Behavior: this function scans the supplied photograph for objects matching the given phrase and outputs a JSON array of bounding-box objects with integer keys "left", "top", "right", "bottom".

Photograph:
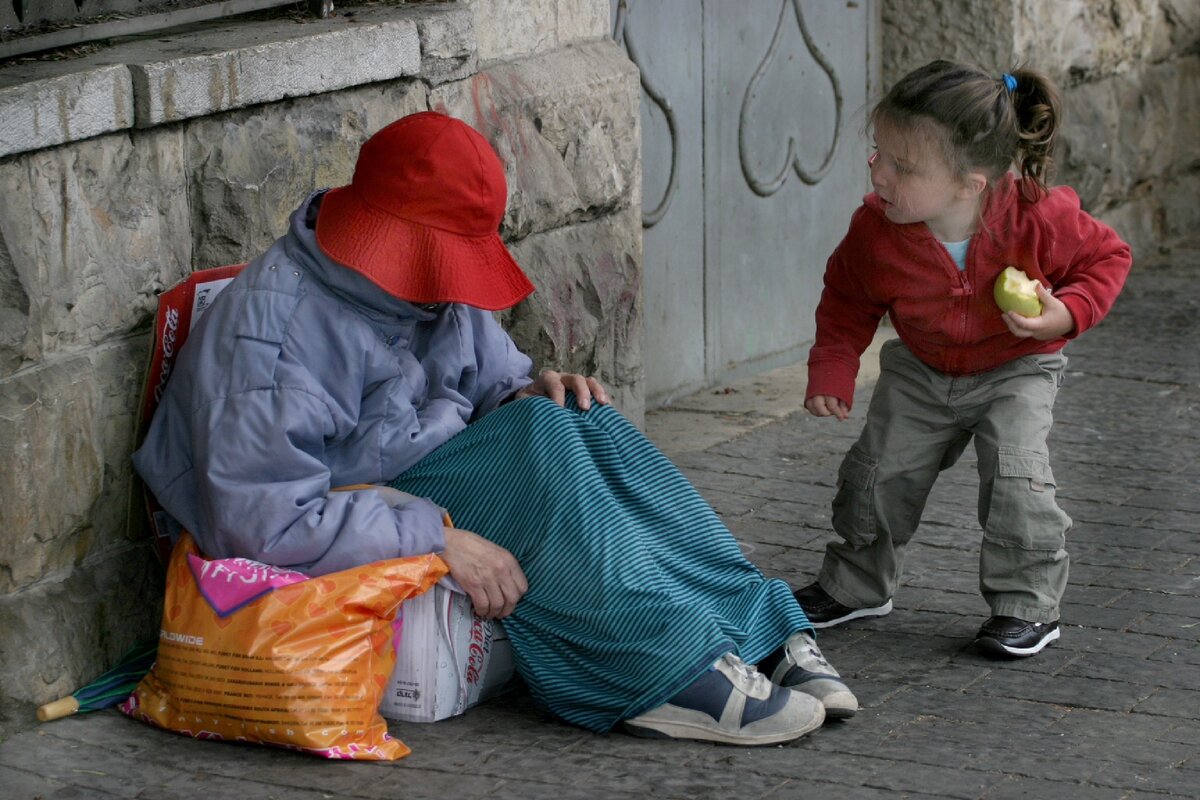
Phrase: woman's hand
[
  {"left": 515, "top": 370, "right": 610, "bottom": 410},
  {"left": 439, "top": 527, "right": 528, "bottom": 619},
  {"left": 1002, "top": 283, "right": 1076, "bottom": 341},
  {"left": 805, "top": 394, "right": 850, "bottom": 422}
]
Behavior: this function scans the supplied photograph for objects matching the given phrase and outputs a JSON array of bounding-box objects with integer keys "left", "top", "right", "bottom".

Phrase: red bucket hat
[{"left": 315, "top": 111, "right": 535, "bottom": 311}]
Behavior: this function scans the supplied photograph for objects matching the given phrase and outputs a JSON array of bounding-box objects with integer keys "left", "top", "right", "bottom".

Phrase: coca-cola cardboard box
[{"left": 380, "top": 583, "right": 515, "bottom": 723}]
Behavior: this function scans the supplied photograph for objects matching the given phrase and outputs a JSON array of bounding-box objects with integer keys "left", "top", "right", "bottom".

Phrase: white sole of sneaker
[
  {"left": 820, "top": 690, "right": 858, "bottom": 720},
  {"left": 623, "top": 709, "right": 825, "bottom": 746},
  {"left": 810, "top": 599, "right": 893, "bottom": 629},
  {"left": 976, "top": 626, "right": 1060, "bottom": 657}
]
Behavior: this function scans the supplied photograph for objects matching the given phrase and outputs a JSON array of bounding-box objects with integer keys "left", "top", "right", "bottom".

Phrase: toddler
[{"left": 796, "top": 60, "right": 1132, "bottom": 657}]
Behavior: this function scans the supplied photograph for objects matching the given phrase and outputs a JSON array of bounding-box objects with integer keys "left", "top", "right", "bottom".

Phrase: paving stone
[
  {"left": 1085, "top": 760, "right": 1200, "bottom": 797},
  {"left": 1163, "top": 723, "right": 1200, "bottom": 745},
  {"left": 1130, "top": 611, "right": 1200, "bottom": 641},
  {"left": 963, "top": 669, "right": 1152, "bottom": 713},
  {"left": 880, "top": 685, "right": 1067, "bottom": 729},
  {"left": 1107, "top": 590, "right": 1200, "bottom": 619},
  {"left": 1087, "top": 566, "right": 1200, "bottom": 595},
  {"left": 1049, "top": 706, "right": 1200, "bottom": 745},
  {"left": 723, "top": 515, "right": 832, "bottom": 549},
  {"left": 1069, "top": 542, "right": 1190, "bottom": 572},
  {"left": 1142, "top": 507, "right": 1200, "bottom": 534},
  {"left": 1052, "top": 626, "right": 1176, "bottom": 659},
  {"left": 1131, "top": 686, "right": 1200, "bottom": 719},
  {"left": 735, "top": 497, "right": 834, "bottom": 530},
  {"left": 770, "top": 781, "right": 956, "bottom": 800},
  {"left": 1063, "top": 583, "right": 1132, "bottom": 607},
  {"left": 1146, "top": 641, "right": 1200, "bottom": 666},
  {"left": 980, "top": 776, "right": 1128, "bottom": 800},
  {"left": 1066, "top": 521, "right": 1174, "bottom": 548},
  {"left": 1156, "top": 532, "right": 1200, "bottom": 555},
  {"left": 1058, "top": 601, "right": 1152, "bottom": 631},
  {"left": 867, "top": 761, "right": 1000, "bottom": 800}
]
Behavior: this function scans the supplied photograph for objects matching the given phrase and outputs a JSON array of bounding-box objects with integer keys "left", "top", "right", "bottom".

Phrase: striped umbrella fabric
[{"left": 37, "top": 639, "right": 158, "bottom": 722}]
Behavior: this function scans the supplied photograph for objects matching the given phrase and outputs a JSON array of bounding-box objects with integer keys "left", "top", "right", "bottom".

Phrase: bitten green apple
[{"left": 993, "top": 266, "right": 1043, "bottom": 317}]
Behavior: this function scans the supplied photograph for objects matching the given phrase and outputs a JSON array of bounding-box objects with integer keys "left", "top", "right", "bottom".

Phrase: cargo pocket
[
  {"left": 831, "top": 445, "right": 878, "bottom": 548},
  {"left": 983, "top": 446, "right": 1068, "bottom": 551}
]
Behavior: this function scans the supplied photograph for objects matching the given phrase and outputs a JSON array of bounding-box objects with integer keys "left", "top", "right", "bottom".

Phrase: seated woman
[{"left": 133, "top": 111, "right": 856, "bottom": 746}]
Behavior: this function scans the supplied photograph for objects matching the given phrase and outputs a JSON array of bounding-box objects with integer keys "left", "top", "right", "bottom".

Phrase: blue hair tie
[{"left": 1002, "top": 73, "right": 1018, "bottom": 92}]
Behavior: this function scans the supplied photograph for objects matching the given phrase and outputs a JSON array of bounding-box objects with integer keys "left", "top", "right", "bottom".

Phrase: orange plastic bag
[{"left": 121, "top": 532, "right": 447, "bottom": 760}]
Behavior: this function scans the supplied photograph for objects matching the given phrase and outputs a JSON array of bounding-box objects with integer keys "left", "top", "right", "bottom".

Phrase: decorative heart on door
[{"left": 739, "top": 0, "right": 843, "bottom": 196}]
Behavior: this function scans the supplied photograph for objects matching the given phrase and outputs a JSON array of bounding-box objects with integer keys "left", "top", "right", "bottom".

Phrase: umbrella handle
[{"left": 37, "top": 696, "right": 80, "bottom": 722}]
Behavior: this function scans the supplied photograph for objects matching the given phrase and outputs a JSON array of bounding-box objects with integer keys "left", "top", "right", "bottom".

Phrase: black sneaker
[
  {"left": 974, "top": 616, "right": 1060, "bottom": 657},
  {"left": 793, "top": 582, "right": 892, "bottom": 629}
]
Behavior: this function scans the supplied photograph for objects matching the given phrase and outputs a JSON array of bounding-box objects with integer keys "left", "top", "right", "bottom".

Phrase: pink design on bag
[{"left": 187, "top": 552, "right": 309, "bottom": 616}]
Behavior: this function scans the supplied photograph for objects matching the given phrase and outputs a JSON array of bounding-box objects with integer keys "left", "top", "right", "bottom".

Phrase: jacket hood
[{"left": 282, "top": 192, "right": 441, "bottom": 325}]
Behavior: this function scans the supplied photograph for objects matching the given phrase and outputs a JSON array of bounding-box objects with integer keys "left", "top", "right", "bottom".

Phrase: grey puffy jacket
[{"left": 133, "top": 193, "right": 533, "bottom": 576}]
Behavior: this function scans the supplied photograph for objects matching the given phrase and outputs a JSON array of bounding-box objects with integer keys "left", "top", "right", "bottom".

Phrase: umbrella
[{"left": 36, "top": 638, "right": 157, "bottom": 722}]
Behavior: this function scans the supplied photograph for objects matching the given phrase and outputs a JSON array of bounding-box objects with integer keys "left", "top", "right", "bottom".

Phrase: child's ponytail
[{"left": 1006, "top": 67, "right": 1062, "bottom": 199}]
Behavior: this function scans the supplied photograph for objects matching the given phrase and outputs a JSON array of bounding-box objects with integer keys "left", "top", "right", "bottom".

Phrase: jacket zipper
[{"left": 932, "top": 236, "right": 973, "bottom": 374}]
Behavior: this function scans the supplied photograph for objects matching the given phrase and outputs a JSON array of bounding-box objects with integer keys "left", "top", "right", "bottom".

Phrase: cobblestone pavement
[{"left": 2, "top": 252, "right": 1197, "bottom": 799}]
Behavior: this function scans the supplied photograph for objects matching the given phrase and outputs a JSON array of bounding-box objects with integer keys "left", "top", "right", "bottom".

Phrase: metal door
[{"left": 614, "top": 0, "right": 879, "bottom": 406}]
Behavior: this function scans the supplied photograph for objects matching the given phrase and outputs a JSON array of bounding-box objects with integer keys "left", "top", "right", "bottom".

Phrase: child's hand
[
  {"left": 805, "top": 394, "right": 850, "bottom": 422},
  {"left": 1002, "top": 283, "right": 1076, "bottom": 341}
]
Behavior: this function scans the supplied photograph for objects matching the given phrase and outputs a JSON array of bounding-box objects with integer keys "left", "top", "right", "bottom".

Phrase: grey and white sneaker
[
  {"left": 623, "top": 653, "right": 825, "bottom": 746},
  {"left": 760, "top": 631, "right": 858, "bottom": 720}
]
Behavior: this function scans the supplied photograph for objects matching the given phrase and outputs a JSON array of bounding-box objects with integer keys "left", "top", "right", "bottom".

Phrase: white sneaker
[
  {"left": 763, "top": 632, "right": 859, "bottom": 719},
  {"left": 623, "top": 653, "right": 825, "bottom": 746}
]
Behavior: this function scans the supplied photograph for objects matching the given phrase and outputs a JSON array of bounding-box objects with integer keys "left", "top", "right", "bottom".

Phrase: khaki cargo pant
[{"left": 818, "top": 339, "right": 1071, "bottom": 623}]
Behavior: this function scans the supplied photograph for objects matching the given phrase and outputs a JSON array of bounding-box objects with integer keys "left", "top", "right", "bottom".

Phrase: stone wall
[
  {"left": 0, "top": 0, "right": 639, "bottom": 713},
  {"left": 881, "top": 0, "right": 1200, "bottom": 263}
]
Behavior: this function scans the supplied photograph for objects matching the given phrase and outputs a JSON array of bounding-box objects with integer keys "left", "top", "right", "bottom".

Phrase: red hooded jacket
[{"left": 806, "top": 174, "right": 1132, "bottom": 408}]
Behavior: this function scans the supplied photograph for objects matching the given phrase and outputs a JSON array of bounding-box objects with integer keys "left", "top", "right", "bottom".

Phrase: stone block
[
  {"left": 557, "top": 0, "right": 611, "bottom": 43},
  {"left": 885, "top": 0, "right": 1183, "bottom": 84},
  {"left": 504, "top": 208, "right": 644, "bottom": 423},
  {"left": 881, "top": 1, "right": 1014, "bottom": 83},
  {"left": 0, "top": 341, "right": 143, "bottom": 597},
  {"left": 1148, "top": 0, "right": 1200, "bottom": 61},
  {"left": 91, "top": 339, "right": 152, "bottom": 548},
  {"left": 0, "top": 216, "right": 32, "bottom": 377},
  {"left": 0, "top": 357, "right": 102, "bottom": 594},
  {"left": 125, "top": 17, "right": 421, "bottom": 127},
  {"left": 1013, "top": 0, "right": 1155, "bottom": 80},
  {"left": 1060, "top": 55, "right": 1200, "bottom": 252},
  {"left": 1098, "top": 174, "right": 1200, "bottom": 263},
  {"left": 389, "top": 3, "right": 479, "bottom": 86},
  {"left": 0, "top": 127, "right": 190, "bottom": 377},
  {"left": 0, "top": 543, "right": 161, "bottom": 705},
  {"left": 0, "top": 64, "right": 133, "bottom": 159},
  {"left": 184, "top": 80, "right": 427, "bottom": 268},
  {"left": 467, "top": 0, "right": 559, "bottom": 63},
  {"left": 431, "top": 40, "right": 640, "bottom": 240}
]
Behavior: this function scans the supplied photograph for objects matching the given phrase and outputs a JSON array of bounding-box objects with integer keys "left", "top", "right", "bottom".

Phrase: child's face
[{"left": 869, "top": 121, "right": 983, "bottom": 241}]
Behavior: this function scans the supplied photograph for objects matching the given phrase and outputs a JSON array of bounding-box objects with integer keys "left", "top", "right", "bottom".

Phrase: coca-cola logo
[
  {"left": 152, "top": 307, "right": 181, "bottom": 404},
  {"left": 465, "top": 619, "right": 493, "bottom": 685}
]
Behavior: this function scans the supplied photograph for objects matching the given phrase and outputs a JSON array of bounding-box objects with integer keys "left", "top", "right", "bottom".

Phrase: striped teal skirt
[{"left": 391, "top": 396, "right": 810, "bottom": 732}]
